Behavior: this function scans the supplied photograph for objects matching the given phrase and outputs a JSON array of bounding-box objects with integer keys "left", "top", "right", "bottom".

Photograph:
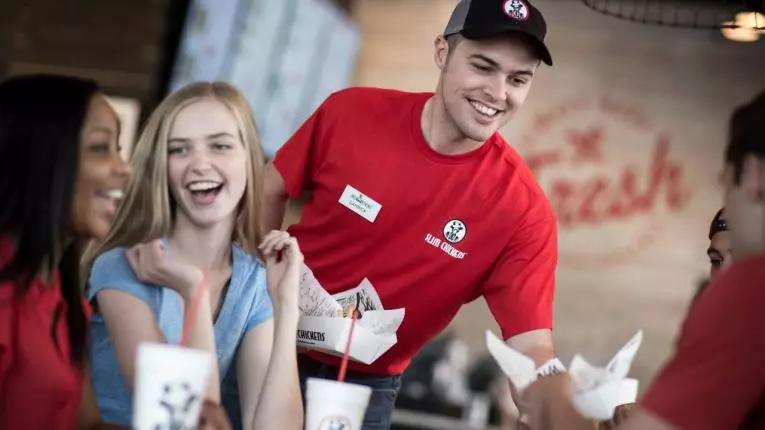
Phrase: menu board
[
  {"left": 169, "top": 0, "right": 244, "bottom": 92},
  {"left": 169, "top": 0, "right": 361, "bottom": 158}
]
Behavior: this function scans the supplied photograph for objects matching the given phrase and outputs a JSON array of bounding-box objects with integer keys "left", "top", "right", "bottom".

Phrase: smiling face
[
  {"left": 70, "top": 94, "right": 131, "bottom": 239},
  {"left": 166, "top": 98, "right": 247, "bottom": 228},
  {"left": 434, "top": 34, "right": 539, "bottom": 143}
]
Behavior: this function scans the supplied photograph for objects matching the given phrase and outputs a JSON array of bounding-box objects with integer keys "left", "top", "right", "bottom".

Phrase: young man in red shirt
[
  {"left": 527, "top": 91, "right": 765, "bottom": 430},
  {"left": 262, "top": 0, "right": 559, "bottom": 427}
]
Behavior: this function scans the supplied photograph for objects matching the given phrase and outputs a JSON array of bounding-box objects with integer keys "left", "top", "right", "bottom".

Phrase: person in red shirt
[
  {"left": 527, "top": 90, "right": 765, "bottom": 430},
  {"left": 706, "top": 208, "right": 731, "bottom": 279},
  {"left": 0, "top": 74, "right": 129, "bottom": 429},
  {"left": 262, "top": 1, "right": 559, "bottom": 427}
]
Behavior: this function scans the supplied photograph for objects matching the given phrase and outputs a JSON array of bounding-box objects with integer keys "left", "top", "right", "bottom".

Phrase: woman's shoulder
[
  {"left": 91, "top": 246, "right": 130, "bottom": 269},
  {"left": 232, "top": 244, "right": 265, "bottom": 275},
  {"left": 87, "top": 246, "right": 157, "bottom": 302}
]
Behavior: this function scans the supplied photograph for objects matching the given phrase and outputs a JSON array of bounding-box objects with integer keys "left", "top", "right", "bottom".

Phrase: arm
[
  {"left": 480, "top": 202, "right": 558, "bottom": 411},
  {"left": 261, "top": 162, "right": 290, "bottom": 234},
  {"left": 77, "top": 361, "right": 130, "bottom": 430},
  {"left": 482, "top": 209, "right": 557, "bottom": 355},
  {"left": 506, "top": 329, "right": 556, "bottom": 366},
  {"left": 237, "top": 309, "right": 303, "bottom": 430},
  {"left": 90, "top": 244, "right": 220, "bottom": 402},
  {"left": 263, "top": 94, "right": 336, "bottom": 235},
  {"left": 239, "top": 232, "right": 304, "bottom": 430},
  {"left": 97, "top": 287, "right": 220, "bottom": 402}
]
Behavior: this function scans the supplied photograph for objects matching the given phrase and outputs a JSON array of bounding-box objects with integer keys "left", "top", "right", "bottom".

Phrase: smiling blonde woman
[{"left": 84, "top": 82, "right": 303, "bottom": 430}]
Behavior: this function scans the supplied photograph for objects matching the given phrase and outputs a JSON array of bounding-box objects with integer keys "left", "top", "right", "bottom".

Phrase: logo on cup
[
  {"left": 153, "top": 380, "right": 201, "bottom": 430},
  {"left": 317, "top": 415, "right": 352, "bottom": 430}
]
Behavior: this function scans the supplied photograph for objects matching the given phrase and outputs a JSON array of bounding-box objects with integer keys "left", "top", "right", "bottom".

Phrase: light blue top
[{"left": 87, "top": 243, "right": 272, "bottom": 430}]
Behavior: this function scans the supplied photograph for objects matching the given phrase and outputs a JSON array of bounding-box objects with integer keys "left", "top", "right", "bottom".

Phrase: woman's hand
[
  {"left": 198, "top": 400, "right": 232, "bottom": 430},
  {"left": 259, "top": 230, "right": 303, "bottom": 310},
  {"left": 126, "top": 239, "right": 204, "bottom": 300}
]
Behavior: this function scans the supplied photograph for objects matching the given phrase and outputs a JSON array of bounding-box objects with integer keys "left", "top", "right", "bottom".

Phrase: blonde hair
[{"left": 84, "top": 82, "right": 265, "bottom": 267}]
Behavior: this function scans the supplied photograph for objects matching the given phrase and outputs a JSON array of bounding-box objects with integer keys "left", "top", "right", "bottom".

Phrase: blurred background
[{"left": 2, "top": 0, "right": 763, "bottom": 428}]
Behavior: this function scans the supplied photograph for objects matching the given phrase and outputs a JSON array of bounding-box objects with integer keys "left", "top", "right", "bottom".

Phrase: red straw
[
  {"left": 179, "top": 273, "right": 208, "bottom": 347},
  {"left": 337, "top": 309, "right": 359, "bottom": 382}
]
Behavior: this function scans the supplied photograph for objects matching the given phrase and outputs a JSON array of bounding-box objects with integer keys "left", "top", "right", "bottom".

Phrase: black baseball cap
[{"left": 443, "top": 0, "right": 553, "bottom": 66}]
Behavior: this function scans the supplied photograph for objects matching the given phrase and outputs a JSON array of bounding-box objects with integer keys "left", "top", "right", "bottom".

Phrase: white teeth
[
  {"left": 98, "top": 189, "right": 123, "bottom": 199},
  {"left": 106, "top": 189, "right": 124, "bottom": 199},
  {"left": 187, "top": 181, "right": 222, "bottom": 191},
  {"left": 470, "top": 101, "right": 499, "bottom": 117}
]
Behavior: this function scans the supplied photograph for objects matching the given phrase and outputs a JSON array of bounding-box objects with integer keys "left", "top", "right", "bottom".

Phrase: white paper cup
[
  {"left": 132, "top": 342, "right": 214, "bottom": 430},
  {"left": 305, "top": 378, "right": 373, "bottom": 430},
  {"left": 572, "top": 378, "right": 623, "bottom": 420}
]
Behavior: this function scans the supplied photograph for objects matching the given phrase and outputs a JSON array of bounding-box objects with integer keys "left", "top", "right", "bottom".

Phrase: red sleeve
[
  {"left": 640, "top": 256, "right": 765, "bottom": 429},
  {"left": 0, "top": 284, "right": 16, "bottom": 389},
  {"left": 480, "top": 204, "right": 558, "bottom": 340},
  {"left": 81, "top": 298, "right": 93, "bottom": 320},
  {"left": 271, "top": 94, "right": 335, "bottom": 199}
]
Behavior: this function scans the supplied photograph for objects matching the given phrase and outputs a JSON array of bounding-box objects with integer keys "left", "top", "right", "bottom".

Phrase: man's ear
[
  {"left": 741, "top": 154, "right": 765, "bottom": 202},
  {"left": 434, "top": 35, "right": 449, "bottom": 70}
]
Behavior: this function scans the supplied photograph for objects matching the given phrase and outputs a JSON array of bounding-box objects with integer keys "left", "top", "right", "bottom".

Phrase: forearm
[
  {"left": 252, "top": 306, "right": 303, "bottom": 430},
  {"left": 261, "top": 190, "right": 289, "bottom": 235},
  {"left": 183, "top": 289, "right": 221, "bottom": 403},
  {"left": 505, "top": 329, "right": 557, "bottom": 367}
]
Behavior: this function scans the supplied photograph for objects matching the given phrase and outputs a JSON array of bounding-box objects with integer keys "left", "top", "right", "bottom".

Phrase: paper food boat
[
  {"left": 296, "top": 266, "right": 405, "bottom": 365},
  {"left": 486, "top": 330, "right": 643, "bottom": 420}
]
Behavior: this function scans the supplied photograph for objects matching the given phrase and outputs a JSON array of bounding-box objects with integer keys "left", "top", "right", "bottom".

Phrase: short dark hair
[
  {"left": 0, "top": 74, "right": 101, "bottom": 363},
  {"left": 708, "top": 208, "right": 727, "bottom": 240},
  {"left": 725, "top": 90, "right": 765, "bottom": 185},
  {"left": 445, "top": 34, "right": 463, "bottom": 59}
]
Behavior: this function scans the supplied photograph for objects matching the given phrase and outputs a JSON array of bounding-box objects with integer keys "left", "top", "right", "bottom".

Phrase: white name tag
[{"left": 338, "top": 185, "right": 382, "bottom": 223}]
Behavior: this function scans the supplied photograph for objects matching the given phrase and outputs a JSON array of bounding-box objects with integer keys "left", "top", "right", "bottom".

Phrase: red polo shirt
[
  {"left": 273, "top": 87, "right": 557, "bottom": 375},
  {"left": 0, "top": 240, "right": 89, "bottom": 430},
  {"left": 641, "top": 254, "right": 765, "bottom": 429}
]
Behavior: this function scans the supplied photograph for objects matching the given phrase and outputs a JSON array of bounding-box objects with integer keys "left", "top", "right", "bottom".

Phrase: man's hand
[
  {"left": 599, "top": 403, "right": 637, "bottom": 430},
  {"left": 198, "top": 400, "right": 232, "bottom": 430},
  {"left": 504, "top": 329, "right": 558, "bottom": 415},
  {"left": 525, "top": 373, "right": 599, "bottom": 430}
]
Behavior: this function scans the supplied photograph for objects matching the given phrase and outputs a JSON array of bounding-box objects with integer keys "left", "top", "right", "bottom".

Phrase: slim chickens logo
[
  {"left": 317, "top": 415, "right": 352, "bottom": 430},
  {"left": 518, "top": 96, "right": 693, "bottom": 267}
]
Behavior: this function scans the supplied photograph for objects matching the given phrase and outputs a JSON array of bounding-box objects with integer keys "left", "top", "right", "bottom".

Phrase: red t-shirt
[
  {"left": 273, "top": 87, "right": 557, "bottom": 375},
  {"left": 641, "top": 254, "right": 765, "bottom": 429},
  {"left": 0, "top": 240, "right": 89, "bottom": 430}
]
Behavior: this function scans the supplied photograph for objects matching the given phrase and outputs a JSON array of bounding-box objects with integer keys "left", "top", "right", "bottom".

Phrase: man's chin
[{"left": 463, "top": 127, "right": 497, "bottom": 143}]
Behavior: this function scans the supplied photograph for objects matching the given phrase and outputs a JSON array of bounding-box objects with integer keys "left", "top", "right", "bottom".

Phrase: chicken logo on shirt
[{"left": 443, "top": 219, "right": 467, "bottom": 244}]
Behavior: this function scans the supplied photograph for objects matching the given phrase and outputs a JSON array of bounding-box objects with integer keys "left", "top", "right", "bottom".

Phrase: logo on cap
[{"left": 503, "top": 0, "right": 530, "bottom": 21}]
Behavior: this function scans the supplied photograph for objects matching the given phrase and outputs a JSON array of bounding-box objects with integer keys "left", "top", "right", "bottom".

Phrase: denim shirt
[{"left": 87, "top": 243, "right": 272, "bottom": 430}]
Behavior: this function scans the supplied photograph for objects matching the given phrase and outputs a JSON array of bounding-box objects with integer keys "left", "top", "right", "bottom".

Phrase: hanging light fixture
[
  {"left": 579, "top": 0, "right": 764, "bottom": 33},
  {"left": 720, "top": 10, "right": 765, "bottom": 41}
]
